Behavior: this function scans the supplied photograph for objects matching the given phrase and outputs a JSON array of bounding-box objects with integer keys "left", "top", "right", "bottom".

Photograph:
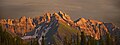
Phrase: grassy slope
[{"left": 52, "top": 21, "right": 80, "bottom": 45}]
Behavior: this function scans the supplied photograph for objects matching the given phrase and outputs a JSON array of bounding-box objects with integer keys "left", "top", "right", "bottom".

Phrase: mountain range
[{"left": 0, "top": 11, "right": 120, "bottom": 45}]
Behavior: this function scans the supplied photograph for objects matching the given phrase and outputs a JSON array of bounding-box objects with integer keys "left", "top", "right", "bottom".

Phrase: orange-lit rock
[{"left": 0, "top": 11, "right": 116, "bottom": 40}]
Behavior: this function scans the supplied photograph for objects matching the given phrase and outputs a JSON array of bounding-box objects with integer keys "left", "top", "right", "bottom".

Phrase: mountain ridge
[{"left": 0, "top": 11, "right": 120, "bottom": 45}]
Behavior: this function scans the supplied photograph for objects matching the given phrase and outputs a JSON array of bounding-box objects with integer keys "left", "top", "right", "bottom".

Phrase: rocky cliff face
[
  {"left": 0, "top": 16, "right": 36, "bottom": 36},
  {"left": 0, "top": 11, "right": 119, "bottom": 40},
  {"left": 74, "top": 18, "right": 109, "bottom": 40}
]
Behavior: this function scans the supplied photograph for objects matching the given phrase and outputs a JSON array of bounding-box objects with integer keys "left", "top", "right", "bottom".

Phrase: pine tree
[
  {"left": 76, "top": 33, "right": 80, "bottom": 45},
  {"left": 70, "top": 35, "right": 73, "bottom": 45},
  {"left": 111, "top": 36, "right": 115, "bottom": 45},
  {"left": 32, "top": 39, "right": 39, "bottom": 45},
  {"left": 41, "top": 36, "right": 45, "bottom": 45},
  {"left": 106, "top": 33, "right": 112, "bottom": 45},
  {"left": 0, "top": 25, "right": 27, "bottom": 45},
  {"left": 80, "top": 32, "right": 87, "bottom": 45},
  {"left": 87, "top": 36, "right": 97, "bottom": 45},
  {"left": 64, "top": 36, "right": 68, "bottom": 45},
  {"left": 99, "top": 35, "right": 105, "bottom": 45},
  {"left": 87, "top": 36, "right": 91, "bottom": 45},
  {"left": 73, "top": 36, "right": 76, "bottom": 45}
]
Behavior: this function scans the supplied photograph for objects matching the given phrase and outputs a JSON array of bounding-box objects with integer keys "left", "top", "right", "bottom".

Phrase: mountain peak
[
  {"left": 0, "top": 11, "right": 119, "bottom": 41},
  {"left": 58, "top": 11, "right": 64, "bottom": 15}
]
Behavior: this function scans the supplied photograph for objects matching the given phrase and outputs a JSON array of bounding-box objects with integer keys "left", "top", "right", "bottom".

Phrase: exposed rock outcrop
[
  {"left": 58, "top": 11, "right": 74, "bottom": 26},
  {"left": 0, "top": 11, "right": 119, "bottom": 40},
  {"left": 74, "top": 18, "right": 109, "bottom": 40}
]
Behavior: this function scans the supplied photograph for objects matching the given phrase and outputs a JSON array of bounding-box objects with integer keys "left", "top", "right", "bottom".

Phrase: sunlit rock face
[
  {"left": 53, "top": 13, "right": 64, "bottom": 21},
  {"left": 74, "top": 18, "right": 109, "bottom": 40},
  {"left": 44, "top": 12, "right": 51, "bottom": 23},
  {"left": 27, "top": 17, "right": 36, "bottom": 32},
  {"left": 58, "top": 11, "right": 74, "bottom": 26},
  {"left": 0, "top": 16, "right": 36, "bottom": 36},
  {"left": 0, "top": 11, "right": 119, "bottom": 40}
]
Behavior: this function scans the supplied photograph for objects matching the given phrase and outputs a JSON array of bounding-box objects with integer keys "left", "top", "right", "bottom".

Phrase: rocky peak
[
  {"left": 27, "top": 17, "right": 35, "bottom": 27},
  {"left": 20, "top": 16, "right": 27, "bottom": 22},
  {"left": 104, "top": 23, "right": 115, "bottom": 32},
  {"left": 27, "top": 17, "right": 32, "bottom": 23},
  {"left": 74, "top": 18, "right": 109, "bottom": 40},
  {"left": 53, "top": 12, "right": 66, "bottom": 22},
  {"left": 59, "top": 11, "right": 64, "bottom": 15},
  {"left": 53, "top": 13, "right": 61, "bottom": 20},
  {"left": 74, "top": 18, "right": 87, "bottom": 26},
  {"left": 44, "top": 12, "right": 51, "bottom": 23},
  {"left": 58, "top": 11, "right": 72, "bottom": 21},
  {"left": 58, "top": 11, "right": 74, "bottom": 26},
  {"left": 7, "top": 19, "right": 13, "bottom": 25},
  {"left": 0, "top": 11, "right": 119, "bottom": 40}
]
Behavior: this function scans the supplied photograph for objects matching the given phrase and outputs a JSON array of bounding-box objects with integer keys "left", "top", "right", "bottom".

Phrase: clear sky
[{"left": 0, "top": 0, "right": 120, "bottom": 27}]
